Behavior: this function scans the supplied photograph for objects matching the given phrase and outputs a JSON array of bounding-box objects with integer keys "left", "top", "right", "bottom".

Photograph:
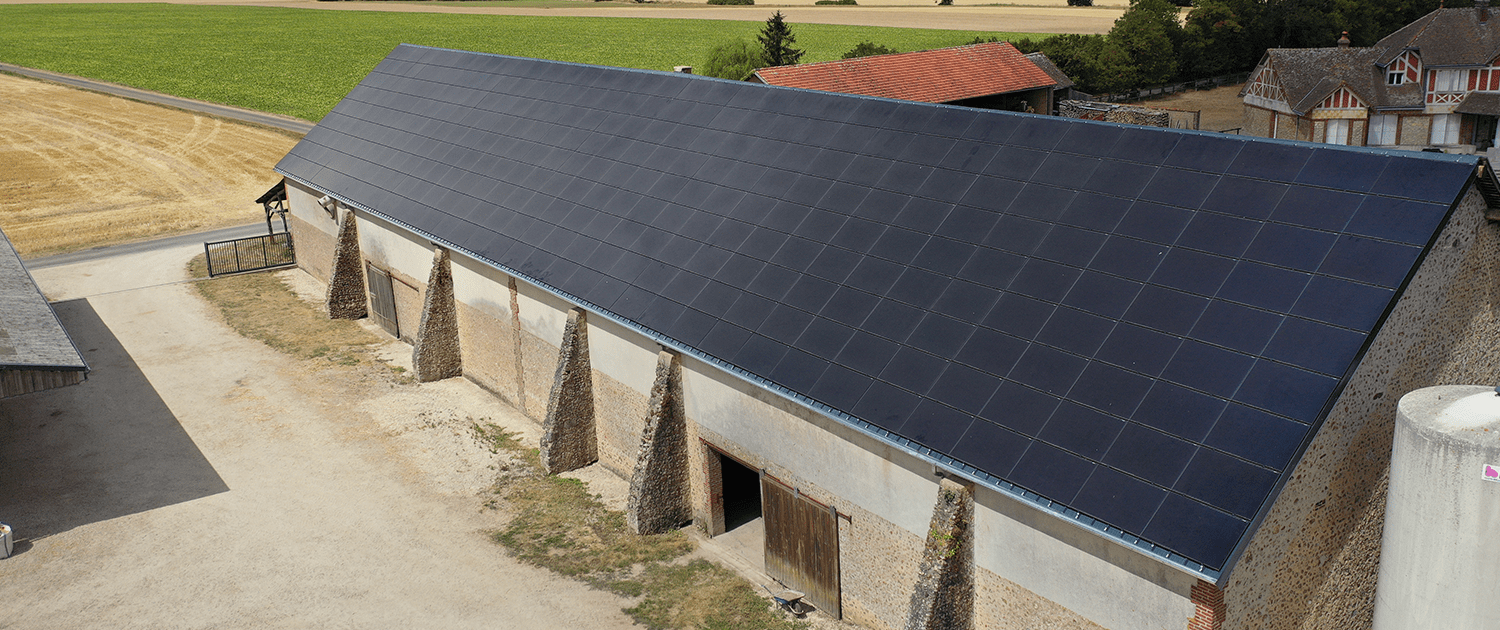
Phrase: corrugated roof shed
[
  {"left": 276, "top": 45, "right": 1481, "bottom": 578},
  {"left": 753, "top": 42, "right": 1057, "bottom": 104}
]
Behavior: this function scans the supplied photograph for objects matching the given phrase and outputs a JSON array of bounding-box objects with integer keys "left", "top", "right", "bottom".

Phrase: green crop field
[{"left": 0, "top": 4, "right": 1051, "bottom": 121}]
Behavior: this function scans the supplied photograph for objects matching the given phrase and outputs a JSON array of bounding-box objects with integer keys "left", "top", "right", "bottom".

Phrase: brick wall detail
[
  {"left": 413, "top": 247, "right": 462, "bottom": 382},
  {"left": 1190, "top": 580, "right": 1225, "bottom": 630},
  {"left": 539, "top": 307, "right": 597, "bottom": 474},
  {"left": 905, "top": 478, "right": 975, "bottom": 630},
  {"left": 326, "top": 209, "right": 367, "bottom": 319},
  {"left": 626, "top": 350, "right": 692, "bottom": 534}
]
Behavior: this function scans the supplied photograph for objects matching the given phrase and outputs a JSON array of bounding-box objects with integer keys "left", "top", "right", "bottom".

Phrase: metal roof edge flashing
[{"left": 279, "top": 172, "right": 1224, "bottom": 585}]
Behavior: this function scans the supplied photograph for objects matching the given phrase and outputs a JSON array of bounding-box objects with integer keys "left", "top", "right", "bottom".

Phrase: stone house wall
[{"left": 1225, "top": 189, "right": 1499, "bottom": 630}]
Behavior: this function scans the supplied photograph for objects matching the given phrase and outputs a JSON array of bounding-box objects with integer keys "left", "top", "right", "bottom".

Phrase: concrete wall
[
  {"left": 286, "top": 181, "right": 338, "bottom": 285},
  {"left": 1225, "top": 189, "right": 1499, "bottom": 630},
  {"left": 286, "top": 184, "right": 1205, "bottom": 630},
  {"left": 450, "top": 256, "right": 523, "bottom": 406},
  {"left": 586, "top": 315, "right": 656, "bottom": 478}
]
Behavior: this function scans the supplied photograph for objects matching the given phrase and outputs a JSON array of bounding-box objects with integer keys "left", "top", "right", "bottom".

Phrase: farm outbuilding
[
  {"left": 751, "top": 42, "right": 1063, "bottom": 115},
  {"left": 275, "top": 44, "right": 1500, "bottom": 630},
  {"left": 0, "top": 227, "right": 87, "bottom": 397}
]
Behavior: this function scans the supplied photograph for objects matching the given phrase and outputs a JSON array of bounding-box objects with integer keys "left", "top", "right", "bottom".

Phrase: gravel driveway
[{"left": 0, "top": 237, "right": 636, "bottom": 629}]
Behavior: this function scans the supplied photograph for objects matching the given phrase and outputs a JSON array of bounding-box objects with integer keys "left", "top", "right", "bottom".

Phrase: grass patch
[
  {"left": 0, "top": 4, "right": 1053, "bottom": 121},
  {"left": 621, "top": 560, "right": 806, "bottom": 630},
  {"left": 476, "top": 420, "right": 803, "bottom": 629},
  {"left": 494, "top": 474, "right": 693, "bottom": 576},
  {"left": 188, "top": 255, "right": 382, "bottom": 367}
]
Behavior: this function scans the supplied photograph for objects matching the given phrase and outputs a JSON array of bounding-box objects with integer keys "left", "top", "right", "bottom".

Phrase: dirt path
[
  {"left": 0, "top": 72, "right": 299, "bottom": 258},
  {"left": 0, "top": 0, "right": 1127, "bottom": 34},
  {"left": 0, "top": 239, "right": 638, "bottom": 629},
  {"left": 1141, "top": 83, "right": 1247, "bottom": 134}
]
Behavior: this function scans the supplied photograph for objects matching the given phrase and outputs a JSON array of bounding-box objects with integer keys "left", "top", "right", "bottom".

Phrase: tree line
[
  {"left": 700, "top": 1, "right": 1466, "bottom": 95},
  {"left": 1014, "top": 0, "right": 1471, "bottom": 95}
]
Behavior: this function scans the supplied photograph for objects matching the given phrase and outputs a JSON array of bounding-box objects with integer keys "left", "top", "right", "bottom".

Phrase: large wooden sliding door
[{"left": 762, "top": 476, "right": 841, "bottom": 619}]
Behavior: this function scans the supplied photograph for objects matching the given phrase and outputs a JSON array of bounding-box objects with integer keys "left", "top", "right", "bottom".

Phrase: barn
[{"left": 273, "top": 44, "right": 1500, "bottom": 630}]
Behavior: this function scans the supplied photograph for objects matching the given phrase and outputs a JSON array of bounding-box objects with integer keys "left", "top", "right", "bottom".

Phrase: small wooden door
[
  {"left": 762, "top": 476, "right": 841, "bottom": 619},
  {"left": 366, "top": 262, "right": 399, "bottom": 338}
]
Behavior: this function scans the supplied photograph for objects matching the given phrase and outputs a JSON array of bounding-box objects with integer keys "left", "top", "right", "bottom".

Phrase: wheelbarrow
[{"left": 761, "top": 584, "right": 810, "bottom": 615}]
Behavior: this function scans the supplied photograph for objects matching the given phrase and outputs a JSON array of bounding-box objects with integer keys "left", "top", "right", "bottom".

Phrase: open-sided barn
[{"left": 274, "top": 44, "right": 1500, "bottom": 630}]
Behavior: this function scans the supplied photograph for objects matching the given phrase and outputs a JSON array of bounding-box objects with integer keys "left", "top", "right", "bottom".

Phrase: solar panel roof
[{"left": 276, "top": 44, "right": 1481, "bottom": 578}]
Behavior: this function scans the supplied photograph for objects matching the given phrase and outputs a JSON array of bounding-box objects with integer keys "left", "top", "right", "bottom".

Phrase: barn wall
[
  {"left": 279, "top": 182, "right": 1203, "bottom": 630},
  {"left": 585, "top": 315, "right": 657, "bottom": 478},
  {"left": 285, "top": 180, "right": 338, "bottom": 285},
  {"left": 1227, "top": 189, "right": 1499, "bottom": 630},
  {"left": 679, "top": 355, "right": 1196, "bottom": 630},
  {"left": 353, "top": 212, "right": 432, "bottom": 343},
  {"left": 450, "top": 255, "right": 523, "bottom": 405}
]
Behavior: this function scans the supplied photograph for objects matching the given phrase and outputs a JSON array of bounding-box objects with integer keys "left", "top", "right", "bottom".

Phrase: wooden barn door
[
  {"left": 365, "top": 262, "right": 399, "bottom": 338},
  {"left": 762, "top": 476, "right": 841, "bottom": 619}
]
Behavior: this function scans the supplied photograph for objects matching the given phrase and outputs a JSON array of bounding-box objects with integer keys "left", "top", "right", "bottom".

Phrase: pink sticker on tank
[{"left": 1485, "top": 464, "right": 1500, "bottom": 482}]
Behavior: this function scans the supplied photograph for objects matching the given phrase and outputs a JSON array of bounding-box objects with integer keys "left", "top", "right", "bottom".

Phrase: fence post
[{"left": 204, "top": 242, "right": 213, "bottom": 276}]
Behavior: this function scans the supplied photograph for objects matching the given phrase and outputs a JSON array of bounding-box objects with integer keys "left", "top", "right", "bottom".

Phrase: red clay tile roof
[{"left": 752, "top": 42, "right": 1058, "bottom": 104}]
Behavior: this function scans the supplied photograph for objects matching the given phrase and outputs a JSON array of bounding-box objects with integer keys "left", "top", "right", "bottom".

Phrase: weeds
[
  {"left": 479, "top": 421, "right": 803, "bottom": 629},
  {"left": 188, "top": 255, "right": 383, "bottom": 369},
  {"left": 622, "top": 560, "right": 806, "bottom": 630}
]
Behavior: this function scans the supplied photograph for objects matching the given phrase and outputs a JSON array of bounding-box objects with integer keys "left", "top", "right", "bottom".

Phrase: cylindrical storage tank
[{"left": 1373, "top": 385, "right": 1500, "bottom": 629}]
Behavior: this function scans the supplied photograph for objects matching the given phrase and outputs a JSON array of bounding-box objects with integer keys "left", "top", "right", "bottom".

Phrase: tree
[
  {"left": 1109, "top": 0, "right": 1183, "bottom": 86},
  {"left": 1178, "top": 0, "right": 1253, "bottom": 79},
  {"left": 758, "top": 11, "right": 805, "bottom": 67},
  {"left": 701, "top": 39, "right": 768, "bottom": 81},
  {"left": 842, "top": 42, "right": 899, "bottom": 59}
]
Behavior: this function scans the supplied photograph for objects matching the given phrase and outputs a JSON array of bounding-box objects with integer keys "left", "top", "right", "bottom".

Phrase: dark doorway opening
[{"left": 719, "top": 453, "right": 761, "bottom": 532}]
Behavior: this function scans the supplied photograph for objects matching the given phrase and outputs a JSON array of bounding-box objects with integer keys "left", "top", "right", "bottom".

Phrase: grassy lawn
[{"left": 0, "top": 4, "right": 1050, "bottom": 121}]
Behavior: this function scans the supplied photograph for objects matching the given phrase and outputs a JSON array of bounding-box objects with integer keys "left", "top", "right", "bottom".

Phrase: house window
[
  {"left": 1369, "top": 114, "right": 1398, "bottom": 145},
  {"left": 1433, "top": 69, "right": 1466, "bottom": 92},
  {"left": 1431, "top": 114, "right": 1461, "bottom": 145},
  {"left": 1388, "top": 71, "right": 1405, "bottom": 86},
  {"left": 1325, "top": 119, "right": 1350, "bottom": 145}
]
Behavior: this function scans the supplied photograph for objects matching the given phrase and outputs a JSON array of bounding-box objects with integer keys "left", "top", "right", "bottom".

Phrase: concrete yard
[{"left": 0, "top": 238, "right": 639, "bottom": 628}]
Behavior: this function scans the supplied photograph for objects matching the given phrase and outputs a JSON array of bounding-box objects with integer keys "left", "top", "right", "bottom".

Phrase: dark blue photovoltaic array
[{"left": 276, "top": 45, "right": 1479, "bottom": 571}]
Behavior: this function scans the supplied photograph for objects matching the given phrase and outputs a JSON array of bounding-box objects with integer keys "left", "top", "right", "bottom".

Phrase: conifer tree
[{"left": 758, "top": 11, "right": 805, "bottom": 67}]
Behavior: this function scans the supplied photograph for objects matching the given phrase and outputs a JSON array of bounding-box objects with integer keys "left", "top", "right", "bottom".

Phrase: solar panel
[{"left": 277, "top": 45, "right": 1479, "bottom": 573}]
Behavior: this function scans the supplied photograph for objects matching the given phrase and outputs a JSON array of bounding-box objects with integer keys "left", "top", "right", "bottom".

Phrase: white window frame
[
  {"left": 1324, "top": 119, "right": 1350, "bottom": 145},
  {"left": 1368, "top": 114, "right": 1398, "bottom": 145},
  {"left": 1387, "top": 71, "right": 1404, "bottom": 86},
  {"left": 1431, "top": 113, "right": 1461, "bottom": 145},
  {"left": 1434, "top": 69, "right": 1466, "bottom": 92}
]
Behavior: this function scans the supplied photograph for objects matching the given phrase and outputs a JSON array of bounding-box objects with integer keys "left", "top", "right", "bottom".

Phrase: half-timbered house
[{"left": 1242, "top": 2, "right": 1500, "bottom": 151}]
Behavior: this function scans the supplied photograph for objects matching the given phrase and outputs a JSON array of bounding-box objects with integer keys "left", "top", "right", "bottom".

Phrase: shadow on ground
[{"left": 0, "top": 298, "right": 226, "bottom": 540}]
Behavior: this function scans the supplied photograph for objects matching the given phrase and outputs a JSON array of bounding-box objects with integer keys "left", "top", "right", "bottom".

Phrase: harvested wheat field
[{"left": 0, "top": 72, "right": 298, "bottom": 257}]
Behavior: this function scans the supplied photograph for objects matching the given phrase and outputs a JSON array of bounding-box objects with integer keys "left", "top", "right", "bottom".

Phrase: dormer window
[{"left": 1388, "top": 71, "right": 1405, "bottom": 86}]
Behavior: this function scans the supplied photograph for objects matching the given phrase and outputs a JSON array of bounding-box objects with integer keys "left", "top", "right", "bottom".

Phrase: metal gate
[
  {"left": 366, "top": 262, "right": 399, "bottom": 338},
  {"left": 204, "top": 232, "right": 295, "bottom": 277},
  {"left": 762, "top": 476, "right": 841, "bottom": 619}
]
